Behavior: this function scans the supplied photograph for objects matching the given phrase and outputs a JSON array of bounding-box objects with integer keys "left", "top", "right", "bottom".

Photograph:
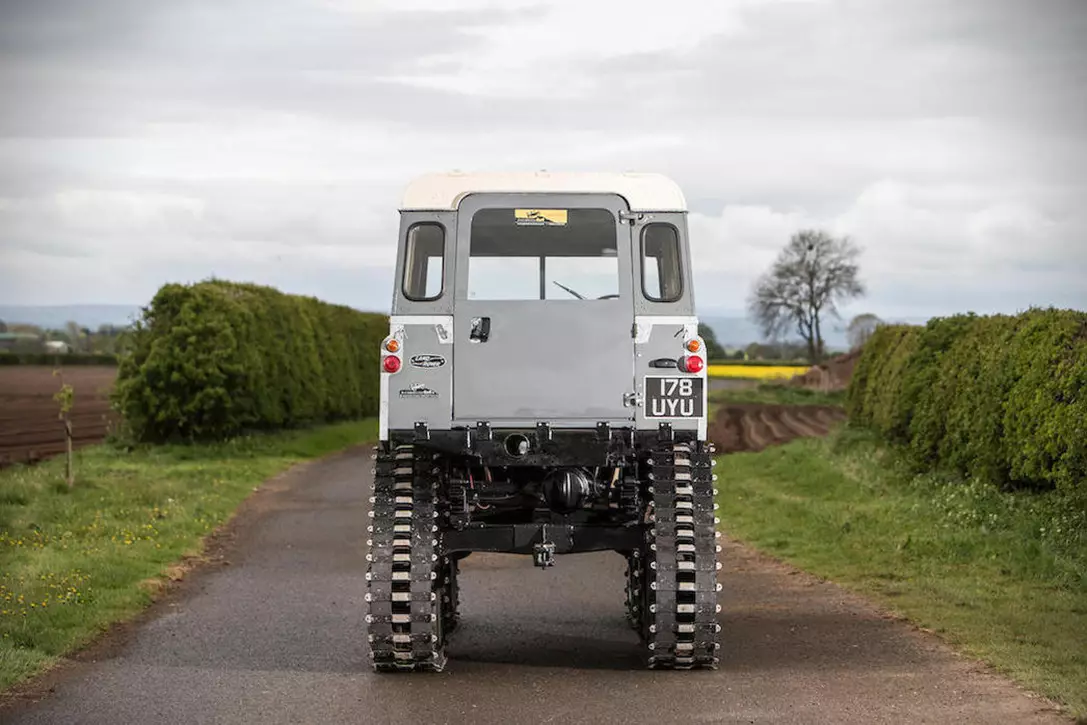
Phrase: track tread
[
  {"left": 366, "top": 444, "right": 450, "bottom": 672},
  {"left": 639, "top": 440, "right": 722, "bottom": 669}
]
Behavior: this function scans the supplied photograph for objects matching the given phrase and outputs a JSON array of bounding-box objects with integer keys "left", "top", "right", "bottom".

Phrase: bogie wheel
[
  {"left": 441, "top": 555, "right": 460, "bottom": 634},
  {"left": 624, "top": 549, "right": 644, "bottom": 633}
]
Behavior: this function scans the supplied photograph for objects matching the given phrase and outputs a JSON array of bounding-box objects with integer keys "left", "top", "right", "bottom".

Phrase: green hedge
[
  {"left": 112, "top": 280, "right": 388, "bottom": 442},
  {"left": 0, "top": 353, "right": 118, "bottom": 366},
  {"left": 847, "top": 309, "right": 1087, "bottom": 493}
]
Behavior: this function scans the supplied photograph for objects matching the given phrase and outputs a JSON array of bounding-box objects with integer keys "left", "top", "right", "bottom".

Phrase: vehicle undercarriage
[{"left": 366, "top": 428, "right": 721, "bottom": 671}]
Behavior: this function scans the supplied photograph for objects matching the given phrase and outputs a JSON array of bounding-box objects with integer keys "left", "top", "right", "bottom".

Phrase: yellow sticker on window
[{"left": 514, "top": 209, "right": 568, "bottom": 226}]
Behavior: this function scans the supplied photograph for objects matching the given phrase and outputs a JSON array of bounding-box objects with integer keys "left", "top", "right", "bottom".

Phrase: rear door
[{"left": 452, "top": 193, "right": 635, "bottom": 424}]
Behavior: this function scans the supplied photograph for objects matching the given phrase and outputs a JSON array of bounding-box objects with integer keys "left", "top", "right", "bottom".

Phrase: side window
[
  {"left": 641, "top": 224, "right": 682, "bottom": 302},
  {"left": 402, "top": 223, "right": 445, "bottom": 301}
]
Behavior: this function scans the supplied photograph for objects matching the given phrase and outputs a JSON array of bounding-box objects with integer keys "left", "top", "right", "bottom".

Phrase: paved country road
[{"left": 0, "top": 448, "right": 1069, "bottom": 725}]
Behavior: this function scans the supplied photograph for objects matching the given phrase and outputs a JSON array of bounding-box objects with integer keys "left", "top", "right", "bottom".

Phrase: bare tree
[
  {"left": 847, "top": 313, "right": 883, "bottom": 350},
  {"left": 747, "top": 229, "right": 865, "bottom": 363}
]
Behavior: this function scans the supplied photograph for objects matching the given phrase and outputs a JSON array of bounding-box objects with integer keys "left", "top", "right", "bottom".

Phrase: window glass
[
  {"left": 467, "top": 208, "right": 619, "bottom": 300},
  {"left": 402, "top": 223, "right": 445, "bottom": 300},
  {"left": 467, "top": 257, "right": 539, "bottom": 300},
  {"left": 641, "top": 224, "right": 682, "bottom": 302}
]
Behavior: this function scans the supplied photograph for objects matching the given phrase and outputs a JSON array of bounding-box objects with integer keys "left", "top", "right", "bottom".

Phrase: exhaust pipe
[{"left": 504, "top": 433, "right": 530, "bottom": 457}]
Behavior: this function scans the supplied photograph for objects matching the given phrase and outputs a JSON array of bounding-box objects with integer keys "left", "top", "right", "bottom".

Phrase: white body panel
[{"left": 400, "top": 172, "right": 687, "bottom": 212}]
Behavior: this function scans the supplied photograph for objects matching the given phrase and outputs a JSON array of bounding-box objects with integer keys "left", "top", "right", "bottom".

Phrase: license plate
[{"left": 644, "top": 376, "right": 704, "bottom": 418}]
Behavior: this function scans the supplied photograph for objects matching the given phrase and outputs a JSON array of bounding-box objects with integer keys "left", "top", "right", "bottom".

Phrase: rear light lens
[
  {"left": 686, "top": 339, "right": 701, "bottom": 353},
  {"left": 681, "top": 355, "right": 704, "bottom": 374},
  {"left": 385, "top": 339, "right": 400, "bottom": 353},
  {"left": 382, "top": 355, "right": 401, "bottom": 373}
]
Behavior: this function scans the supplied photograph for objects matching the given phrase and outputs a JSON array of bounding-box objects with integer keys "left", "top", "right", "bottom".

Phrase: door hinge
[{"left": 619, "top": 210, "right": 644, "bottom": 225}]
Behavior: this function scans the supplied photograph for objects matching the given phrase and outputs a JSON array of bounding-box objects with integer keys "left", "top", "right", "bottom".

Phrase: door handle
[{"left": 470, "top": 316, "right": 491, "bottom": 343}]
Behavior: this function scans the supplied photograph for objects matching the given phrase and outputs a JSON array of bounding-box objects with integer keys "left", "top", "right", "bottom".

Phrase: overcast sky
[{"left": 1, "top": 0, "right": 1085, "bottom": 319}]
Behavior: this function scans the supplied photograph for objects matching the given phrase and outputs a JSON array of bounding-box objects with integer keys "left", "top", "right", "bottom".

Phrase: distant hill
[
  {"left": 697, "top": 313, "right": 855, "bottom": 350},
  {"left": 698, "top": 311, "right": 930, "bottom": 352},
  {"left": 0, "top": 304, "right": 142, "bottom": 330},
  {"left": 0, "top": 303, "right": 928, "bottom": 348},
  {"left": 698, "top": 315, "right": 787, "bottom": 349}
]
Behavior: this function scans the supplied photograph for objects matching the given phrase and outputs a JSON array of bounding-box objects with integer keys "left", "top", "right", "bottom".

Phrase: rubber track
[
  {"left": 644, "top": 440, "right": 722, "bottom": 669},
  {"left": 366, "top": 444, "right": 447, "bottom": 672}
]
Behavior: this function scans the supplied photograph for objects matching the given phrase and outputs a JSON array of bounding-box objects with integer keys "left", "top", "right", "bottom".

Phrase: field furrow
[
  {"left": 708, "top": 403, "right": 845, "bottom": 454},
  {"left": 0, "top": 366, "right": 119, "bottom": 467}
]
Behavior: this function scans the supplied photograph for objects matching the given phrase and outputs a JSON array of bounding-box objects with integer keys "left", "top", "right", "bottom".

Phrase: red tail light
[
  {"left": 383, "top": 355, "right": 401, "bottom": 373},
  {"left": 681, "top": 355, "right": 704, "bottom": 374}
]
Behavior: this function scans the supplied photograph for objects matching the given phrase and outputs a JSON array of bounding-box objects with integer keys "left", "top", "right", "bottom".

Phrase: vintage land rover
[{"left": 366, "top": 172, "right": 721, "bottom": 672}]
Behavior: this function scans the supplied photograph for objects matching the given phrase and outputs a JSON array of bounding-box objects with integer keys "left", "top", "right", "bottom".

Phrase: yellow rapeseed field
[{"left": 706, "top": 364, "right": 810, "bottom": 380}]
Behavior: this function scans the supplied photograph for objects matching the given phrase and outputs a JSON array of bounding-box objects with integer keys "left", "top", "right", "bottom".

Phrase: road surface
[{"left": 1, "top": 448, "right": 1068, "bottom": 724}]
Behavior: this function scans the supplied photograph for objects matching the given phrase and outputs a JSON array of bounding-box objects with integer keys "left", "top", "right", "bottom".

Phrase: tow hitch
[{"left": 533, "top": 541, "right": 556, "bottom": 568}]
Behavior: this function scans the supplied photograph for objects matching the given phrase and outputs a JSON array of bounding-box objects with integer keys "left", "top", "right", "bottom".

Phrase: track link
[
  {"left": 366, "top": 443, "right": 450, "bottom": 672},
  {"left": 640, "top": 440, "right": 721, "bottom": 669}
]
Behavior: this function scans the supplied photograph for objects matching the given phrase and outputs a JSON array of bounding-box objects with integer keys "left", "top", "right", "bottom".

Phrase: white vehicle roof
[{"left": 400, "top": 171, "right": 687, "bottom": 212}]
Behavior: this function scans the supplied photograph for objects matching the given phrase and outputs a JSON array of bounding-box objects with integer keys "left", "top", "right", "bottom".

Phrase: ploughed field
[
  {"left": 0, "top": 366, "right": 119, "bottom": 467},
  {"left": 0, "top": 364, "right": 841, "bottom": 466},
  {"left": 708, "top": 402, "right": 846, "bottom": 453}
]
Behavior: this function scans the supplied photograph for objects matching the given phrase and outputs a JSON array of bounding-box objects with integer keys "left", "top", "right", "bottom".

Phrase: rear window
[
  {"left": 402, "top": 223, "right": 445, "bottom": 301},
  {"left": 467, "top": 208, "right": 619, "bottom": 301},
  {"left": 641, "top": 224, "right": 682, "bottom": 302}
]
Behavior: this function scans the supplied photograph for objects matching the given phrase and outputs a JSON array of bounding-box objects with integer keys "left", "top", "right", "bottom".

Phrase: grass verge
[
  {"left": 709, "top": 382, "right": 846, "bottom": 407},
  {"left": 0, "top": 419, "right": 376, "bottom": 692},
  {"left": 715, "top": 427, "right": 1087, "bottom": 720}
]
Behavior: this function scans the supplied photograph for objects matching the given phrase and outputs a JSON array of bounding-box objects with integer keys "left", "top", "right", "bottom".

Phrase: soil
[
  {"left": 786, "top": 348, "right": 862, "bottom": 391},
  {"left": 0, "top": 366, "right": 119, "bottom": 468},
  {"left": 708, "top": 402, "right": 847, "bottom": 453}
]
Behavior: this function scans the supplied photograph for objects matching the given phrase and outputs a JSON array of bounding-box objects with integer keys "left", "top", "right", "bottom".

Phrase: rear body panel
[
  {"left": 633, "top": 316, "right": 706, "bottom": 438},
  {"left": 383, "top": 316, "right": 453, "bottom": 436},
  {"left": 383, "top": 180, "right": 704, "bottom": 442}
]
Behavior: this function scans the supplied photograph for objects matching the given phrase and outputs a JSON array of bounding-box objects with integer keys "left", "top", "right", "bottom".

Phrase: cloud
[
  {"left": 372, "top": 0, "right": 761, "bottom": 98},
  {"left": 0, "top": 0, "right": 1085, "bottom": 319},
  {"left": 691, "top": 178, "right": 1087, "bottom": 316}
]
